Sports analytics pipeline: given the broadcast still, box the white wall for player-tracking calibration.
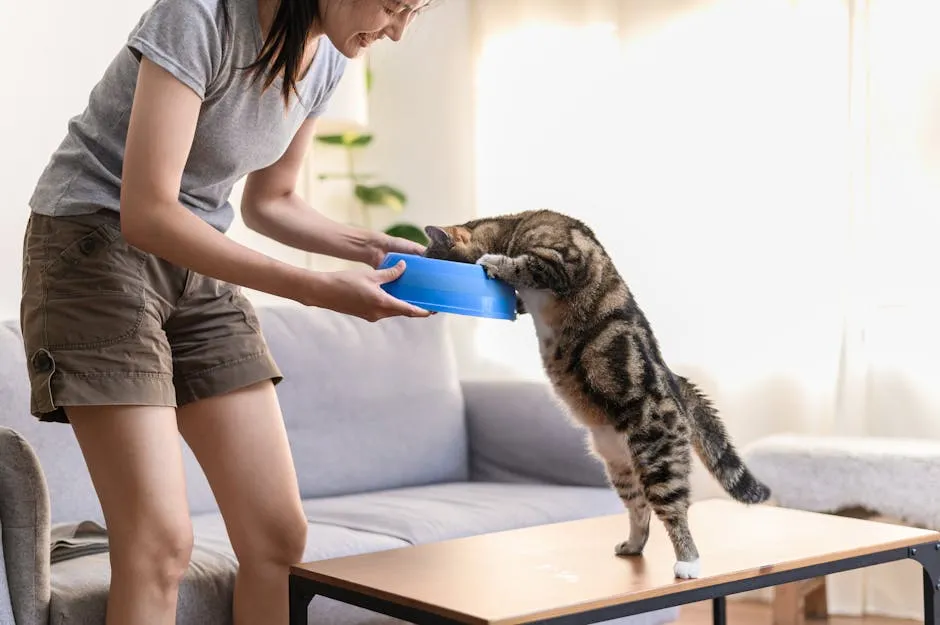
[1,1,153,319]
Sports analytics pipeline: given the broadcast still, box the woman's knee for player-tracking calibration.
[111,515,195,589]
[234,506,308,567]
[273,509,308,564]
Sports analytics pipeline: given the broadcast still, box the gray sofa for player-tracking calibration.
[0,304,679,625]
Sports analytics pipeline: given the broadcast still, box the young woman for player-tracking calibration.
[21,0,431,623]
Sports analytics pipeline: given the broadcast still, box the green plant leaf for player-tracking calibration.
[317,172,376,181]
[354,184,407,211]
[348,134,373,147]
[385,223,429,246]
[314,132,373,147]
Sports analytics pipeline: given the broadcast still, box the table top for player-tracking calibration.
[292,499,940,625]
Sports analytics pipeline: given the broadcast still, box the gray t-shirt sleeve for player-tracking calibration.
[126,0,225,100]
[306,49,348,119]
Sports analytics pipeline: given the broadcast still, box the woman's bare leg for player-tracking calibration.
[177,380,307,625]
[68,406,193,625]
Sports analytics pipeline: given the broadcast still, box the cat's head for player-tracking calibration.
[423,218,515,264]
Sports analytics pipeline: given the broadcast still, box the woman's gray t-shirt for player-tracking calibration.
[29,0,347,233]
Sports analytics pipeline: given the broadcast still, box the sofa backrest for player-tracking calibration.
[0,304,468,524]
[258,306,468,499]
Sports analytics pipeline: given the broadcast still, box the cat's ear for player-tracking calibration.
[425,226,453,246]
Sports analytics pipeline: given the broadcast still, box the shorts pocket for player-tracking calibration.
[42,221,146,299]
[27,215,150,350]
[40,290,147,350]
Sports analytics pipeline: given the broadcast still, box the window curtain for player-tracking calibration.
[469,0,940,618]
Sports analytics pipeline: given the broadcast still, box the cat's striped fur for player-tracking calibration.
[424,209,770,579]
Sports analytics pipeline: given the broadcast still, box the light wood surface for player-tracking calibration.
[292,499,939,625]
[680,599,918,625]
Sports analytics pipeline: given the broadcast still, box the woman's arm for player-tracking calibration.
[121,56,313,301]
[241,117,424,268]
[119,57,429,321]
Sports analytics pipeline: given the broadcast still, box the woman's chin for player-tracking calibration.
[334,37,365,59]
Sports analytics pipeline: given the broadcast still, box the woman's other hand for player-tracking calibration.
[364,232,427,268]
[299,260,431,322]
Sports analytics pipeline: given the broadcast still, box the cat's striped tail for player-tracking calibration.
[676,375,771,504]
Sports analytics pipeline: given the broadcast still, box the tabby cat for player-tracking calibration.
[423,209,770,579]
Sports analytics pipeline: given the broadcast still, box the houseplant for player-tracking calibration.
[313,62,428,246]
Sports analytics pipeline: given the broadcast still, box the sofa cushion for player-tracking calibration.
[47,514,411,625]
[303,482,624,545]
[258,306,468,498]
[462,380,611,487]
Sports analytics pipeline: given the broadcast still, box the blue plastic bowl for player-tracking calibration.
[378,252,517,320]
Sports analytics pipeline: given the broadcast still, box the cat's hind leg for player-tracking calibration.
[627,400,701,579]
[588,426,652,556]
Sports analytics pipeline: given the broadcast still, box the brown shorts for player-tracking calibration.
[20,210,283,423]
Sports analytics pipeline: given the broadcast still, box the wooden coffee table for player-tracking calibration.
[290,499,940,625]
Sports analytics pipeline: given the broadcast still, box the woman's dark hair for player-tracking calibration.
[219,0,321,107]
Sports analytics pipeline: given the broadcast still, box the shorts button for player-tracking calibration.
[79,238,98,255]
[32,350,54,373]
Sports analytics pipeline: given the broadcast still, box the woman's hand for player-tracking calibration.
[300,260,431,322]
[363,232,427,269]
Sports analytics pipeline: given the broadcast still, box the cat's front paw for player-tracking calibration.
[476,254,512,280]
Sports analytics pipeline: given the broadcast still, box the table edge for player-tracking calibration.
[291,530,940,625]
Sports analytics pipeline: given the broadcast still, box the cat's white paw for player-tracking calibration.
[614,540,645,556]
[476,254,509,279]
[673,558,701,579]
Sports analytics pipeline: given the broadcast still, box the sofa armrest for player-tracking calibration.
[461,379,610,487]
[0,426,51,625]
[0,518,14,625]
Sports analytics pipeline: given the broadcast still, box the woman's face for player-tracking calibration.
[319,0,428,58]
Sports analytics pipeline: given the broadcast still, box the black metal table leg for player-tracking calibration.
[712,596,727,625]
[909,544,940,625]
[289,575,316,625]
[924,569,938,625]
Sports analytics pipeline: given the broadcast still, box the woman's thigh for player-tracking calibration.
[176,380,307,563]
[67,405,193,560]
